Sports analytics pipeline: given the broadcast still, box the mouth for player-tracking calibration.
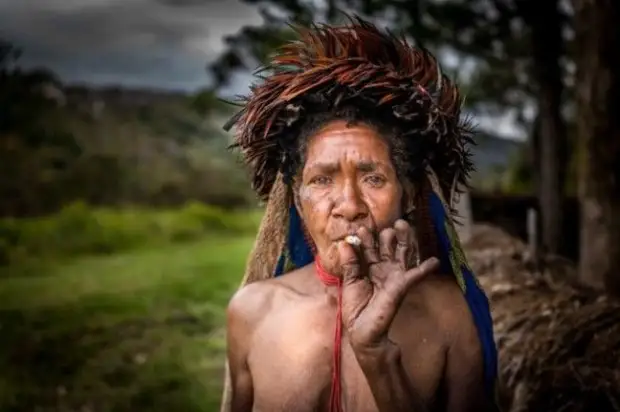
[332,227,370,243]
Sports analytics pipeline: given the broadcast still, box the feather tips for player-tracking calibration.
[226,16,474,200]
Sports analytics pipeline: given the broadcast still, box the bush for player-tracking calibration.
[0,201,261,267]
[178,202,260,233]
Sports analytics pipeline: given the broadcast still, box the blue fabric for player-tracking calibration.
[428,191,498,396]
[274,195,498,398]
[274,205,314,277]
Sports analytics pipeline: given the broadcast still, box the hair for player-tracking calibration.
[224,16,475,202]
[281,104,416,186]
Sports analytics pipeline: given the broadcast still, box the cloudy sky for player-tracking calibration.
[0,0,526,138]
[0,0,262,94]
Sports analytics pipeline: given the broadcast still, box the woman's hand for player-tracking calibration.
[337,219,440,351]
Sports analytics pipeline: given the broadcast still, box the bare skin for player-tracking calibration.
[226,121,493,412]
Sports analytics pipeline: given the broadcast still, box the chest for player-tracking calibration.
[246,301,446,412]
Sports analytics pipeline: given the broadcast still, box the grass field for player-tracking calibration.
[0,207,258,412]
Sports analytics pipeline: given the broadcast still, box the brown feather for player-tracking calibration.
[224,15,474,201]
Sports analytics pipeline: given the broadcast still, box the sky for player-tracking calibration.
[0,0,262,92]
[0,0,526,139]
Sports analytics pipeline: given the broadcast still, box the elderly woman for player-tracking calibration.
[220,16,499,412]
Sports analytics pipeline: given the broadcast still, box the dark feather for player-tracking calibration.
[224,14,475,200]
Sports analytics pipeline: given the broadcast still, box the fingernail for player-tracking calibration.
[422,257,440,270]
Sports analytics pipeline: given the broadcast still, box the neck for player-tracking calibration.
[314,255,344,412]
[315,257,341,287]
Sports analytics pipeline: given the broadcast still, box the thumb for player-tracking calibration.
[337,241,361,284]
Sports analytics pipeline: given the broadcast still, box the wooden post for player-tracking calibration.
[526,207,541,269]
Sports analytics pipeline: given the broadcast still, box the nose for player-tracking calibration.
[331,180,368,222]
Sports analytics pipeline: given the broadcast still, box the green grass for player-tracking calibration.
[0,202,262,266]
[0,232,255,412]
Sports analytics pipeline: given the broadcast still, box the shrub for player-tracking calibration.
[0,202,261,267]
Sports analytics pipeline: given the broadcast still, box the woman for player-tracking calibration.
[220,16,499,412]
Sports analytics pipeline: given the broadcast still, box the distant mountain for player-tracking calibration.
[469,131,524,183]
[1,80,253,216]
[58,85,524,171]
[12,81,522,215]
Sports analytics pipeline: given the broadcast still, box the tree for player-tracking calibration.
[210,0,573,256]
[0,39,65,141]
[0,39,21,71]
[0,39,80,216]
[573,0,620,294]
[516,0,568,256]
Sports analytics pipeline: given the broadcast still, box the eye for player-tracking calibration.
[364,174,387,187]
[309,176,332,186]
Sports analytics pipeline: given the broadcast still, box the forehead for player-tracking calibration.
[304,120,392,164]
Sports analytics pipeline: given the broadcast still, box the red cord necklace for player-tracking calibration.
[315,257,343,412]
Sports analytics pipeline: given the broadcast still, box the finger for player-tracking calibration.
[357,226,380,265]
[403,257,439,289]
[394,219,417,269]
[378,227,397,261]
[337,240,361,283]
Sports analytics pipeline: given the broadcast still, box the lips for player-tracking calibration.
[333,231,359,242]
[331,226,373,242]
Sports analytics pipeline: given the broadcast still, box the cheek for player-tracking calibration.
[365,186,403,223]
[297,186,332,223]
[296,184,313,205]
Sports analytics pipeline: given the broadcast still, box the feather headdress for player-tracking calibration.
[225,16,475,202]
[220,16,497,412]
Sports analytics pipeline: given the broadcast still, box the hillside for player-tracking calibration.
[66,86,523,167]
[470,131,523,181]
[68,86,522,184]
[1,70,522,216]
[1,75,253,217]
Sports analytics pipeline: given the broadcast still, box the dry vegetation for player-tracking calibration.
[465,225,620,412]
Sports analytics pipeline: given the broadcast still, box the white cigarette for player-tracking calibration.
[344,235,361,246]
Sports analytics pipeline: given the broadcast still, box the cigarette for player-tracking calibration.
[344,235,362,246]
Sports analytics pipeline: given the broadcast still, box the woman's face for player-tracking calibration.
[297,120,404,275]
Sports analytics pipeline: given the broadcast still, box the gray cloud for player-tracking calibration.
[155,0,217,7]
[0,0,263,90]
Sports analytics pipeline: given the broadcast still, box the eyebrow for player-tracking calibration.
[357,160,380,173]
[306,160,388,174]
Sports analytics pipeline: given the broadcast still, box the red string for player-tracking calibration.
[315,257,343,412]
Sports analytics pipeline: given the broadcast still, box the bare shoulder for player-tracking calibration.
[411,275,490,408]
[227,279,277,328]
[226,273,302,330]
[415,274,483,356]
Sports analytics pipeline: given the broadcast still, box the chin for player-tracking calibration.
[316,244,342,274]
